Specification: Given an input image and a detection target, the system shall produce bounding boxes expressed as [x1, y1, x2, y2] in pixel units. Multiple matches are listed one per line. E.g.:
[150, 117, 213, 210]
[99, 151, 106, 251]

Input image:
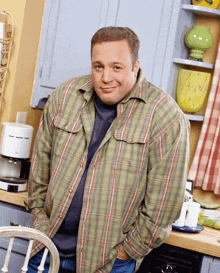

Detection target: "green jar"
[185, 26, 213, 61]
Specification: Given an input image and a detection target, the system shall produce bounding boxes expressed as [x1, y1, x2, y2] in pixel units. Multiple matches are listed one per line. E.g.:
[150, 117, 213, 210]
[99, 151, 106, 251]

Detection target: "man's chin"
[98, 95, 118, 105]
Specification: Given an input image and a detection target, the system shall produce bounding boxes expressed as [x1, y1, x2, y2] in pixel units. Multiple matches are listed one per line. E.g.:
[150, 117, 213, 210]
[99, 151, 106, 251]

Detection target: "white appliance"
[0, 122, 33, 192]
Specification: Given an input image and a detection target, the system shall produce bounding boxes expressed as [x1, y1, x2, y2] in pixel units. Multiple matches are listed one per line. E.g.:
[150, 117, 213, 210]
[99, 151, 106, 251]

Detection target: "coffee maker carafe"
[0, 122, 33, 192]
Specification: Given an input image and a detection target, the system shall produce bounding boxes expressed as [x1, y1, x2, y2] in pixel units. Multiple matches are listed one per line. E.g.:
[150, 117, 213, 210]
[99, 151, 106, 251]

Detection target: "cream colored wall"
[0, 0, 45, 153]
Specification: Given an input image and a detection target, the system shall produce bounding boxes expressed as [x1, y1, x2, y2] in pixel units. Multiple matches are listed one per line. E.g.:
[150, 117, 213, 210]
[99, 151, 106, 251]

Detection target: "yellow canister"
[176, 69, 211, 114]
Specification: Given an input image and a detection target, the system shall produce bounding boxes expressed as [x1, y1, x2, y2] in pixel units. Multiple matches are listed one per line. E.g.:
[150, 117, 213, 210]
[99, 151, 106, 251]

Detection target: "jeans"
[110, 258, 136, 273]
[27, 249, 136, 273]
[27, 248, 76, 273]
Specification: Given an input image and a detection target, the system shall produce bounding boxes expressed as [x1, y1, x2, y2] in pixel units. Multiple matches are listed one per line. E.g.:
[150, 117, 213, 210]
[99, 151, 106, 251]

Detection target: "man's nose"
[102, 68, 112, 83]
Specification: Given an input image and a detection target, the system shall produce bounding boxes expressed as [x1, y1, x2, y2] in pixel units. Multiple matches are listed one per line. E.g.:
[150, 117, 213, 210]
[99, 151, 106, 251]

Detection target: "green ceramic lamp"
[185, 26, 213, 62]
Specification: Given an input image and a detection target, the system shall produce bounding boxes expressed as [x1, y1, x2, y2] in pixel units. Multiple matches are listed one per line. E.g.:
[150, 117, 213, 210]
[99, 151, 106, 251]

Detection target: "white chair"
[0, 226, 59, 273]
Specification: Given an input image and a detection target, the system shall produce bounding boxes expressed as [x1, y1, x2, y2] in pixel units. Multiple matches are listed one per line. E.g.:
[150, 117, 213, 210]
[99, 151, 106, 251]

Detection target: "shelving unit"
[182, 4, 220, 18]
[173, 58, 214, 69]
[185, 114, 204, 121]
[173, 4, 219, 122]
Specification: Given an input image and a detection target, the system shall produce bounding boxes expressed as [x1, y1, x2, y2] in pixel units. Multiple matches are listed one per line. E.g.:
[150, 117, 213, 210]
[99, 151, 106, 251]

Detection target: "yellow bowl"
[192, 0, 220, 9]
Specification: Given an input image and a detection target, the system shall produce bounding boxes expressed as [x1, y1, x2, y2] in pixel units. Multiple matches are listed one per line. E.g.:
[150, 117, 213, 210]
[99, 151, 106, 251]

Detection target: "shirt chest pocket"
[114, 130, 148, 144]
[113, 128, 149, 171]
[52, 115, 84, 158]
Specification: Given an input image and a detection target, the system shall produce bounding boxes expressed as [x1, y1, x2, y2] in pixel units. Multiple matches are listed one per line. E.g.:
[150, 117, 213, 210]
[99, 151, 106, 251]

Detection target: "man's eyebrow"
[112, 62, 124, 65]
[92, 61, 125, 66]
[92, 61, 102, 65]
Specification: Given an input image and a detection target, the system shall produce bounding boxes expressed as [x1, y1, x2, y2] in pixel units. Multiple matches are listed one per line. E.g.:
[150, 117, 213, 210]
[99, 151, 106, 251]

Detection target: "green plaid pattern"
[24, 69, 189, 272]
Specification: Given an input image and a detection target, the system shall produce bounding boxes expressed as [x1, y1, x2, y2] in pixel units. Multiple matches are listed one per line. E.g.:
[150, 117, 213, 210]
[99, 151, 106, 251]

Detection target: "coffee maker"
[0, 122, 33, 192]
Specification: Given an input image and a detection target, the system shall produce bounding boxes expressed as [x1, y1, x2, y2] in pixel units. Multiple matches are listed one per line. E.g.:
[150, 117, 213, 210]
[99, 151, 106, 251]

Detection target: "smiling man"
[25, 27, 189, 273]
[92, 39, 140, 105]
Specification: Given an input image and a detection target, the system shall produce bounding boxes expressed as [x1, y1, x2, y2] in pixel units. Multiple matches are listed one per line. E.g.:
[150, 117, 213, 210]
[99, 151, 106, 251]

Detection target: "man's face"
[91, 40, 140, 105]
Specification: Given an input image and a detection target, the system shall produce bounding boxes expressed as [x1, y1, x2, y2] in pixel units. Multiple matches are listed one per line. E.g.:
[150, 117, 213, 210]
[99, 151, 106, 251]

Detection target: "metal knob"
[161, 264, 173, 273]
[10, 221, 20, 226]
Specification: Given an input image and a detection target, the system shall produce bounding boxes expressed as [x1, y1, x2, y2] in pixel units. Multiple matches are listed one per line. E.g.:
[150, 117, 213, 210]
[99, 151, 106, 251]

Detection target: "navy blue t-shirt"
[53, 95, 117, 258]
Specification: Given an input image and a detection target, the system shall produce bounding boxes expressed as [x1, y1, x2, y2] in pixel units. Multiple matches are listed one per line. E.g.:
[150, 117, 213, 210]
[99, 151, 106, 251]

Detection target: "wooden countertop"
[166, 226, 220, 258]
[1, 190, 220, 258]
[0, 189, 27, 207]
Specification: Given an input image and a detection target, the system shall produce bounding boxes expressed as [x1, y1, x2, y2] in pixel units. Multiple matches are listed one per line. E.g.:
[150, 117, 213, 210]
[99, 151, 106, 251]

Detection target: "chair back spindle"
[0, 226, 59, 273]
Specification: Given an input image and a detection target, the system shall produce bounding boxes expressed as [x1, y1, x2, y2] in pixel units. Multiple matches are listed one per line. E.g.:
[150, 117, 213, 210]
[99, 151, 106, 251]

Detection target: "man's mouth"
[100, 86, 117, 92]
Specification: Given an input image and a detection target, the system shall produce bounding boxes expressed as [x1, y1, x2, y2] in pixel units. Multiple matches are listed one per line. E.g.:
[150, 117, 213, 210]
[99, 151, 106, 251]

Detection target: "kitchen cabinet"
[0, 201, 32, 273]
[31, 0, 195, 108]
[201, 255, 220, 273]
[32, 0, 120, 107]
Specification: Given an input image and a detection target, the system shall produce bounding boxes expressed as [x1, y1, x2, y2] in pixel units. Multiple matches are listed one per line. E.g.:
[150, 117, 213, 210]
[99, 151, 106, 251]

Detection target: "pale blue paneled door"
[31, 0, 183, 108]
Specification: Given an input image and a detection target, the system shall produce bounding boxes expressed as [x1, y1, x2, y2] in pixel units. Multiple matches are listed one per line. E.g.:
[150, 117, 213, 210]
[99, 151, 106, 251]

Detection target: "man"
[25, 27, 189, 273]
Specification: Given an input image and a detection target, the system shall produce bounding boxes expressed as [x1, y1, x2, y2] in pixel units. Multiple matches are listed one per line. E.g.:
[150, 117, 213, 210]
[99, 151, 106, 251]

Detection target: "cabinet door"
[200, 255, 220, 273]
[209, 257, 220, 273]
[0, 202, 32, 273]
[31, 0, 185, 107]
[31, 0, 119, 107]
[115, 0, 174, 90]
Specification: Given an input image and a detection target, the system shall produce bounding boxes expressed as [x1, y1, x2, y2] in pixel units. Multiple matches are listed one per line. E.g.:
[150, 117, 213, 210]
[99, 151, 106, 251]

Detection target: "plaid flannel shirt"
[24, 69, 190, 272]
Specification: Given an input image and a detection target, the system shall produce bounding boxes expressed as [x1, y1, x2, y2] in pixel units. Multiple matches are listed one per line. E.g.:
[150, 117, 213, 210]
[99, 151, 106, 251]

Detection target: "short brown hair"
[91, 27, 140, 67]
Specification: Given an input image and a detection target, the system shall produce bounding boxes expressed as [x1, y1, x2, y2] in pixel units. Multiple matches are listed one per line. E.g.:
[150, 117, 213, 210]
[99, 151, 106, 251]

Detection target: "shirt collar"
[78, 68, 148, 104]
[121, 68, 148, 104]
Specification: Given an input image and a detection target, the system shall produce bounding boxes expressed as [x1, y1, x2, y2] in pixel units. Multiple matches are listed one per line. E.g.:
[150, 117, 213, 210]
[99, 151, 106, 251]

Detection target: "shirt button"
[80, 163, 83, 167]
[129, 138, 132, 142]
[58, 214, 63, 219]
[69, 189, 73, 193]
[65, 126, 68, 130]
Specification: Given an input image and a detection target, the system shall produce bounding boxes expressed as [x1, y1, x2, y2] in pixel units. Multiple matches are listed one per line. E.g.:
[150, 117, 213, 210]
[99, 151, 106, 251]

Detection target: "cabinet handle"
[10, 221, 32, 228]
[10, 221, 20, 226]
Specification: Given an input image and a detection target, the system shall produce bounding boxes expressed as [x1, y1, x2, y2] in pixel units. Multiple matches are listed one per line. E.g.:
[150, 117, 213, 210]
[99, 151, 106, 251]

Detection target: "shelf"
[173, 58, 214, 69]
[185, 114, 204, 121]
[182, 4, 220, 18]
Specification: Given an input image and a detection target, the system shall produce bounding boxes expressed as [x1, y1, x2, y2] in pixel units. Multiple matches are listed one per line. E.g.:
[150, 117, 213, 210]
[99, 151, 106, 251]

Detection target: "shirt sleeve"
[24, 92, 57, 232]
[122, 110, 190, 260]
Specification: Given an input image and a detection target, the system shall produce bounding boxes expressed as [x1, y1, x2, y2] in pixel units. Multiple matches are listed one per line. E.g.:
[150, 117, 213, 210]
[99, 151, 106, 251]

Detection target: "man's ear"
[133, 59, 140, 77]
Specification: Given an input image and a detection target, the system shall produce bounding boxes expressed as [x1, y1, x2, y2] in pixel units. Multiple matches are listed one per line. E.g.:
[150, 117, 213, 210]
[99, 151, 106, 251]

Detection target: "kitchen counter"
[1, 190, 220, 259]
[166, 226, 220, 258]
[0, 189, 27, 207]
